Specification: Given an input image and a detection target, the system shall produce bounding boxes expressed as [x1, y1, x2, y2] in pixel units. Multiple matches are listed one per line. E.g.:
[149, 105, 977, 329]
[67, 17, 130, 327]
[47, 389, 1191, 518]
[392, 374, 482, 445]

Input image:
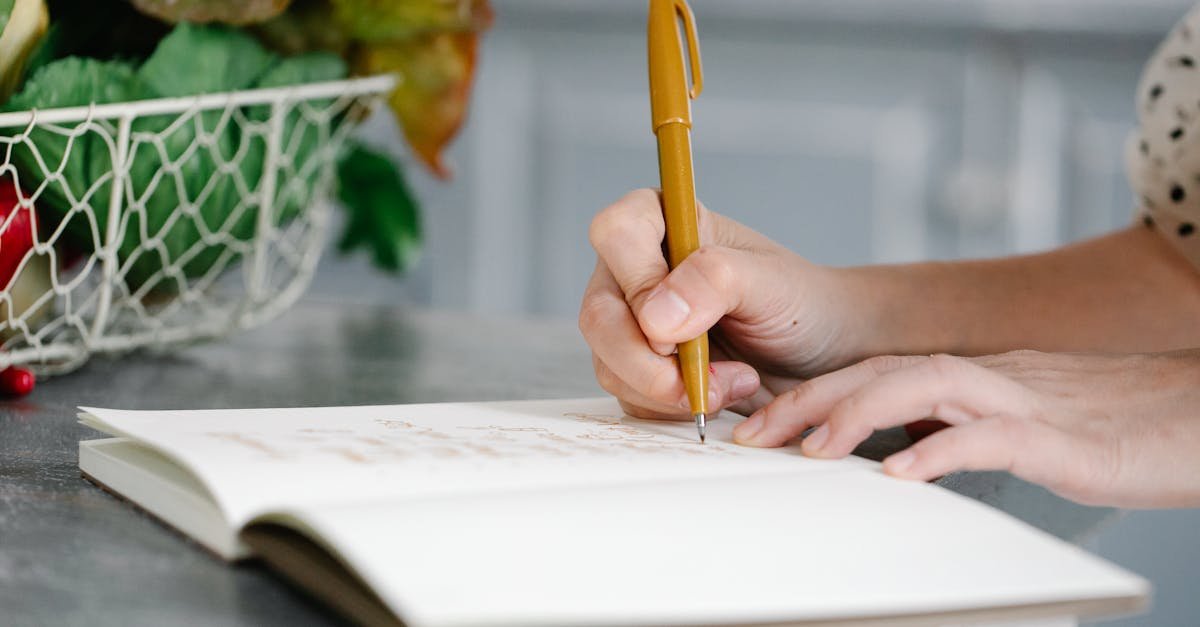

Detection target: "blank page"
[289, 471, 1147, 626]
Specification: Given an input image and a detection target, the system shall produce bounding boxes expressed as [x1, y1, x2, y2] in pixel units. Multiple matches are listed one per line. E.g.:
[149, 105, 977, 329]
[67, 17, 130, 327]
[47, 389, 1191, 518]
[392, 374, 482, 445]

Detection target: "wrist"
[825, 263, 946, 363]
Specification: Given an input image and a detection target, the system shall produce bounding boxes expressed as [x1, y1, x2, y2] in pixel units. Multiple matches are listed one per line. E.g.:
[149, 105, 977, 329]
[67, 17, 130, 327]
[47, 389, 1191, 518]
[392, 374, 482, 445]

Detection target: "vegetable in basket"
[4, 24, 349, 295]
[0, 176, 51, 339]
[0, 0, 48, 102]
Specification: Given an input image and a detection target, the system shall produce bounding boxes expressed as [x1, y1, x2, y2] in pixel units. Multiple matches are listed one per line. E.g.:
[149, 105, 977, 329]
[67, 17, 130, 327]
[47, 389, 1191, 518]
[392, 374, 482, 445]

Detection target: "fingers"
[804, 355, 1040, 459]
[880, 415, 1108, 505]
[637, 245, 788, 346]
[595, 353, 761, 420]
[580, 264, 684, 405]
[581, 262, 761, 417]
[588, 190, 672, 316]
[737, 354, 1042, 460]
[733, 355, 923, 446]
[881, 416, 1029, 481]
[589, 190, 793, 349]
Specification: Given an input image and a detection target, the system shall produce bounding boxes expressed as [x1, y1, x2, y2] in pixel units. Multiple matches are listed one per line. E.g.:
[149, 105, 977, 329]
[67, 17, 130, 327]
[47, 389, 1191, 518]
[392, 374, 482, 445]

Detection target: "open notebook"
[79, 398, 1148, 626]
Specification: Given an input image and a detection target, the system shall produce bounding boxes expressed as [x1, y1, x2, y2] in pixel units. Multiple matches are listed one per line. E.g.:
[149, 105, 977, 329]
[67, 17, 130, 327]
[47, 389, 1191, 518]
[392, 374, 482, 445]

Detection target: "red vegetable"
[0, 180, 37, 289]
[0, 178, 48, 397]
[0, 366, 34, 397]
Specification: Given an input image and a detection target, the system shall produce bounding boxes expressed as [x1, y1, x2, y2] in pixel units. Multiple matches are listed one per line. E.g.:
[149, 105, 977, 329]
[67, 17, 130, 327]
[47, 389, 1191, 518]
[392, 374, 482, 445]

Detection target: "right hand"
[580, 189, 857, 420]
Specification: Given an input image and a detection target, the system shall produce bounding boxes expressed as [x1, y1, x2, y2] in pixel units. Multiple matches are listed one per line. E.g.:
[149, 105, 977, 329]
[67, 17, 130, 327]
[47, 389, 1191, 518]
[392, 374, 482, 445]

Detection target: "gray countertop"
[0, 300, 1121, 626]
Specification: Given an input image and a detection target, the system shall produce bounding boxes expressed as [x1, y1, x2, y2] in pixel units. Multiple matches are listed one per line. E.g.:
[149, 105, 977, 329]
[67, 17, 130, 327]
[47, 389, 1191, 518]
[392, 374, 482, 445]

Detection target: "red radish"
[0, 179, 36, 289]
[0, 178, 51, 397]
[0, 366, 34, 396]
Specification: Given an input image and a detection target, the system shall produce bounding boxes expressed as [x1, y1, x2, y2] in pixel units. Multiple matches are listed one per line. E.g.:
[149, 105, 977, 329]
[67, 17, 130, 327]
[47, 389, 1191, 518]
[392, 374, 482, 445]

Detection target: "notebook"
[78, 398, 1149, 626]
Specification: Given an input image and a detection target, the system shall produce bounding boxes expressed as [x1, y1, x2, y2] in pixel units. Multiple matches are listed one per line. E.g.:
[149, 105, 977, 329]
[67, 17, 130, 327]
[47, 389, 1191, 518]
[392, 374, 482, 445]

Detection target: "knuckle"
[645, 362, 682, 402]
[778, 379, 819, 410]
[590, 189, 663, 251]
[588, 209, 637, 253]
[927, 353, 969, 378]
[993, 416, 1032, 475]
[577, 293, 615, 337]
[829, 394, 865, 427]
[595, 366, 621, 397]
[689, 246, 737, 294]
[861, 354, 910, 375]
[1065, 432, 1123, 506]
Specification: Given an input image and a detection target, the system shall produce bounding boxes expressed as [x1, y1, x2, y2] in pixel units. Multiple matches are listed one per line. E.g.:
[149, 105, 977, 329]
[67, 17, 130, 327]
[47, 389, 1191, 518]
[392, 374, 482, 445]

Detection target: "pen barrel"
[656, 122, 709, 415]
[656, 123, 701, 268]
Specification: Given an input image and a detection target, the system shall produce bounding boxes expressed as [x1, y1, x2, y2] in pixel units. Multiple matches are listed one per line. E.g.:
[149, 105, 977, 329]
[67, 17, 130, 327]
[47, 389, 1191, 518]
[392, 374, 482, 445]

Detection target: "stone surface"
[0, 301, 1117, 626]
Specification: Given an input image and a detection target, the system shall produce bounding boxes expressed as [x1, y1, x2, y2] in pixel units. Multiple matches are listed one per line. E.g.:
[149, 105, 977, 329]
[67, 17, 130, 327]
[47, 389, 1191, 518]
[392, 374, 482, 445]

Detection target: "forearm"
[836, 225, 1200, 359]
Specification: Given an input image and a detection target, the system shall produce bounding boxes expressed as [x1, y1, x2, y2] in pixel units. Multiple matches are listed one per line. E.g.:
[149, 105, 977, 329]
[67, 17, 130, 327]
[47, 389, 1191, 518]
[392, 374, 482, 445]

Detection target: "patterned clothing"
[1128, 4, 1200, 269]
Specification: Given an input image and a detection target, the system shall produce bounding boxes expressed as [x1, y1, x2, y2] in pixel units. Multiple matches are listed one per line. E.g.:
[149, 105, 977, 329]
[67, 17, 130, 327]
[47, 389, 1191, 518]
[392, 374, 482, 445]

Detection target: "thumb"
[635, 246, 783, 345]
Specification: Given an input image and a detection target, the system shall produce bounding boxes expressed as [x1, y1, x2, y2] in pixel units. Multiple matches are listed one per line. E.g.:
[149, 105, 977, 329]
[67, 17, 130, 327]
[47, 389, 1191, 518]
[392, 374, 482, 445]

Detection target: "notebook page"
[80, 398, 875, 525]
[283, 471, 1148, 626]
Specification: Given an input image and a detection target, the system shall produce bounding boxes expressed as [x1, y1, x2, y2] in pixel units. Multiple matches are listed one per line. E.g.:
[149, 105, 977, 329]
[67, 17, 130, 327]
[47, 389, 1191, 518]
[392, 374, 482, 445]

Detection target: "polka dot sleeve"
[1128, 5, 1200, 268]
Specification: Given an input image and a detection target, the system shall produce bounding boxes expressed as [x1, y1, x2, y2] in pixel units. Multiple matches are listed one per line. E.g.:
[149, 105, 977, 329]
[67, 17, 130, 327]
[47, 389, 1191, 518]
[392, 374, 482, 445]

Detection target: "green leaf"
[121, 24, 278, 292]
[4, 57, 138, 250]
[252, 52, 348, 225]
[335, 142, 420, 273]
[255, 51, 346, 89]
[137, 23, 276, 97]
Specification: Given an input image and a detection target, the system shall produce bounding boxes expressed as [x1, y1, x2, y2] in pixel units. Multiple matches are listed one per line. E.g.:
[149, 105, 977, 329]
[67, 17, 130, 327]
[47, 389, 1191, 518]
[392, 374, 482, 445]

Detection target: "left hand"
[732, 350, 1200, 508]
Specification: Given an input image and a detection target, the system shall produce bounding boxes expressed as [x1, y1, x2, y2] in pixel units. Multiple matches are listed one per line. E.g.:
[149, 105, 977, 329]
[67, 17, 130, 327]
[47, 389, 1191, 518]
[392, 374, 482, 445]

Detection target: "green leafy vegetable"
[4, 58, 139, 249]
[5, 24, 351, 294]
[123, 24, 278, 291]
[138, 23, 276, 97]
[252, 52, 347, 225]
[336, 142, 420, 273]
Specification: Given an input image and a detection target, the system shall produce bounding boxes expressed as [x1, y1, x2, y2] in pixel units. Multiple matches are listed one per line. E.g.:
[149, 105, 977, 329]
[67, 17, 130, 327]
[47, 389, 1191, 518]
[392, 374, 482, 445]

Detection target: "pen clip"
[674, 0, 704, 100]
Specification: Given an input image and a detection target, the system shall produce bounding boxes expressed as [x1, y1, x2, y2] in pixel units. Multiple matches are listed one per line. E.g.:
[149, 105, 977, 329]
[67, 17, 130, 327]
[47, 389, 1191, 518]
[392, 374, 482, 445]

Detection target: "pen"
[648, 0, 709, 443]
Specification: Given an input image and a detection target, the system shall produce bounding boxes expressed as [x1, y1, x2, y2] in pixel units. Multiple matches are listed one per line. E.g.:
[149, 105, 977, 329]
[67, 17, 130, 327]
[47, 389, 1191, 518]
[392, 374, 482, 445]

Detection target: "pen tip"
[695, 412, 706, 444]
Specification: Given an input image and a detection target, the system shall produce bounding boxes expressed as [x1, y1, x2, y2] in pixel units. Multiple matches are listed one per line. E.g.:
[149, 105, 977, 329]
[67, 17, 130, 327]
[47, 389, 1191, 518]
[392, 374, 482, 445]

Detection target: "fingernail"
[731, 371, 759, 399]
[642, 285, 690, 332]
[733, 412, 764, 442]
[678, 394, 691, 409]
[884, 450, 916, 475]
[802, 424, 829, 453]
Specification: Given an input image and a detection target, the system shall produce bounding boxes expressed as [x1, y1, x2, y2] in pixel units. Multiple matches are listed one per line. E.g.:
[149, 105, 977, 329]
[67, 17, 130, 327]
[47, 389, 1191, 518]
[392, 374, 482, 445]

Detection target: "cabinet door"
[448, 20, 969, 317]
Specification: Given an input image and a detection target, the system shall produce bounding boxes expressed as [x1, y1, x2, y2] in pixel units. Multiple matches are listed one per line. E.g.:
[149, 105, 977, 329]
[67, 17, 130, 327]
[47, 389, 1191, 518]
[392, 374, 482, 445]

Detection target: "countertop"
[0, 300, 1123, 626]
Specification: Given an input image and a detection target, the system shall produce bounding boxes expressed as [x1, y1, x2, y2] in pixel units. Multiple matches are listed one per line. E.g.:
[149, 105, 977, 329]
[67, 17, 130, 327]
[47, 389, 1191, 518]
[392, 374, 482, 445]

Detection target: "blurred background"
[314, 0, 1194, 317]
[307, 1, 1200, 625]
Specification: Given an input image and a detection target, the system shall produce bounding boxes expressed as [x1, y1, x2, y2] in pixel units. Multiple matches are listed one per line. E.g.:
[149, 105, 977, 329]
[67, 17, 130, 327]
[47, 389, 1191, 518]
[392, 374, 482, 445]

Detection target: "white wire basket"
[0, 74, 397, 375]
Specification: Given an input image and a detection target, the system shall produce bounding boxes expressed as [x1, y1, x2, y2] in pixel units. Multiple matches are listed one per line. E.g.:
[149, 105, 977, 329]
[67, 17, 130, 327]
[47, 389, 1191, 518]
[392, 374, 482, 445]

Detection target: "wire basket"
[0, 74, 397, 375]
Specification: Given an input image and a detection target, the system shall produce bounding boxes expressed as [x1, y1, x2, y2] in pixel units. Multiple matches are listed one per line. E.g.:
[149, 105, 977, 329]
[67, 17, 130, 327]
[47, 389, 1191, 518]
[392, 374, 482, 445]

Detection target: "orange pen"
[648, 0, 709, 442]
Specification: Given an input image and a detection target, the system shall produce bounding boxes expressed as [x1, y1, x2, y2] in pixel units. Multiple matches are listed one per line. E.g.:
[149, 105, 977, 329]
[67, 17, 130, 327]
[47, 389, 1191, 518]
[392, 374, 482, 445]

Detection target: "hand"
[733, 350, 1200, 508]
[580, 189, 857, 420]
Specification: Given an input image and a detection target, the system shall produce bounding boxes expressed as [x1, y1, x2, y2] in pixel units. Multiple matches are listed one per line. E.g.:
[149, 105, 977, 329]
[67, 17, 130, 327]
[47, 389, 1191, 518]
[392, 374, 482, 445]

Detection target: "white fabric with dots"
[1128, 4, 1200, 268]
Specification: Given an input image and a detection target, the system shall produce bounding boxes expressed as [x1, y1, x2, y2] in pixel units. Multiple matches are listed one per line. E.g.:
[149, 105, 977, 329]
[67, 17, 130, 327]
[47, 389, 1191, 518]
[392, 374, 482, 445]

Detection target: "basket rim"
[0, 73, 399, 129]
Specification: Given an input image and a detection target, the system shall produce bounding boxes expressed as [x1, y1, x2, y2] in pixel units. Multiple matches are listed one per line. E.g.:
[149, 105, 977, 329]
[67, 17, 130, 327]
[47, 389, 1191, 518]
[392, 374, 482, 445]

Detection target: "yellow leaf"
[332, 0, 492, 41]
[355, 30, 480, 179]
